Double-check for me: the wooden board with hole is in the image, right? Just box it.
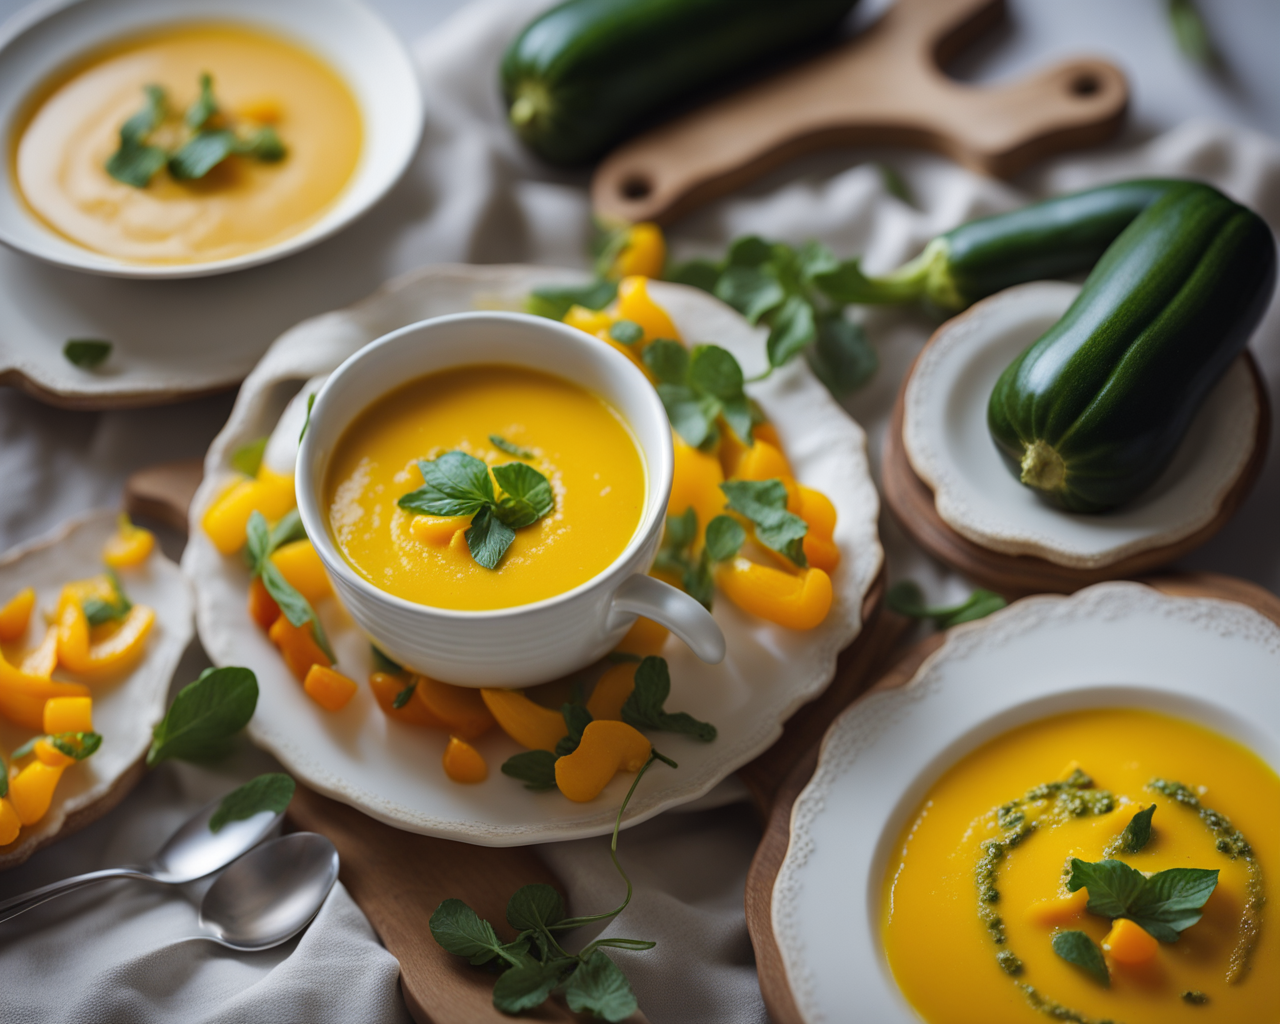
[592,0,1128,225]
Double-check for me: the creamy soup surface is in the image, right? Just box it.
[14,23,361,264]
[325,365,647,611]
[882,707,1280,1024]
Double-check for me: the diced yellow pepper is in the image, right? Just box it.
[238,97,282,123]
[270,539,332,604]
[1028,889,1088,928]
[734,440,793,483]
[413,676,495,740]
[563,305,613,335]
[368,672,448,729]
[33,739,75,769]
[411,515,470,546]
[8,760,64,825]
[0,587,35,642]
[0,646,88,731]
[442,736,488,784]
[0,797,19,845]
[669,439,726,546]
[617,616,668,656]
[44,696,92,735]
[715,558,832,631]
[56,591,155,681]
[247,578,281,632]
[480,688,568,752]
[608,223,666,280]
[268,616,330,683]
[20,625,59,679]
[102,514,155,569]
[616,276,679,342]
[586,662,637,722]
[793,485,840,573]
[1103,918,1159,965]
[303,664,358,712]
[555,720,651,802]
[201,467,297,555]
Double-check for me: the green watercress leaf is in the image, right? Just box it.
[886,581,1006,628]
[622,656,716,742]
[688,345,743,402]
[186,72,218,130]
[465,505,517,569]
[268,509,307,551]
[719,479,807,566]
[642,339,690,386]
[230,438,267,477]
[147,666,258,766]
[399,452,495,517]
[714,265,785,324]
[556,703,593,758]
[608,319,643,345]
[807,313,877,399]
[493,958,573,1013]
[208,772,294,832]
[506,883,566,932]
[0,753,6,797]
[501,749,558,791]
[656,384,718,450]
[878,163,915,206]
[106,84,168,187]
[1120,804,1157,854]
[47,732,102,761]
[492,462,554,529]
[9,737,38,760]
[1051,930,1109,987]
[120,83,168,144]
[260,558,334,661]
[526,280,618,321]
[666,258,720,293]
[489,435,534,459]
[796,240,839,281]
[63,339,112,369]
[704,515,745,562]
[726,235,774,268]
[563,949,638,1022]
[429,899,504,965]
[767,293,817,368]
[169,129,237,180]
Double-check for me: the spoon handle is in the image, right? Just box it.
[0,867,155,923]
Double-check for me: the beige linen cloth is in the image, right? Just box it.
[2,1,1279,1021]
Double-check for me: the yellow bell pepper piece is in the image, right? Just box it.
[0,646,88,731]
[442,736,488,784]
[201,466,296,555]
[616,276,679,343]
[0,796,19,845]
[0,587,35,642]
[411,515,469,546]
[414,676,495,740]
[794,485,840,573]
[247,577,281,632]
[44,696,92,735]
[8,760,65,825]
[734,440,794,483]
[555,720,651,802]
[480,688,568,752]
[715,558,833,631]
[270,539,332,604]
[669,439,726,545]
[103,514,155,569]
[369,672,448,729]
[1103,918,1159,965]
[617,616,668,656]
[56,590,155,681]
[268,615,330,683]
[33,738,76,769]
[20,625,59,678]
[608,223,666,280]
[303,664,358,712]
[563,305,614,335]
[586,662,637,722]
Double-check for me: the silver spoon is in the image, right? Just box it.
[187,832,338,950]
[0,794,285,923]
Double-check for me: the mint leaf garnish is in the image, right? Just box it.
[887,580,1006,628]
[399,452,495,517]
[1119,804,1156,854]
[525,280,618,321]
[501,750,557,791]
[209,772,294,833]
[489,435,534,459]
[607,319,643,345]
[1051,930,1109,986]
[63,339,112,369]
[621,656,716,742]
[147,666,258,766]
[1067,858,1219,941]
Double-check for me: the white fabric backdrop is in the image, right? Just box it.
[1,1,1279,1022]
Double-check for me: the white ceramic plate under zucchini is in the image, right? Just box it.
[0,510,193,869]
[771,581,1280,1023]
[182,265,884,846]
[902,281,1261,570]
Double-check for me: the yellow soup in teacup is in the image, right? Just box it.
[325,365,647,611]
[881,707,1280,1024]
[13,23,361,264]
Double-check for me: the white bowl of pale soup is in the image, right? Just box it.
[295,311,727,688]
[0,0,421,278]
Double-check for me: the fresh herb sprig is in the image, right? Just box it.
[719,479,808,567]
[147,665,259,766]
[435,752,667,1019]
[1168,0,1220,68]
[643,340,758,451]
[209,772,295,833]
[526,280,619,322]
[245,509,334,660]
[397,451,555,570]
[887,580,1006,629]
[652,505,755,611]
[82,569,134,626]
[9,731,103,763]
[1051,930,1110,986]
[1067,856,1219,942]
[63,339,112,370]
[229,438,268,477]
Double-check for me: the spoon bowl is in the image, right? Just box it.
[197,832,338,950]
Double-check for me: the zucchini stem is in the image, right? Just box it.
[509,81,551,132]
[1020,440,1067,493]
[837,238,964,310]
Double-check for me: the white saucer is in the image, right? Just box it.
[902,282,1261,570]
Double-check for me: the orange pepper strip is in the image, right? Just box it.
[33,739,76,769]
[715,558,833,631]
[247,578,282,632]
[44,696,92,735]
[368,672,448,729]
[793,486,840,573]
[20,625,59,678]
[0,587,35,642]
[57,591,155,681]
[480,688,568,752]
[586,662,637,722]
[201,467,296,556]
[733,440,794,483]
[0,647,88,731]
[442,737,488,784]
[8,760,64,825]
[0,797,19,845]
[268,616,331,683]
[616,276,680,343]
[555,721,651,802]
[413,676,495,740]
[304,665,359,712]
[616,616,668,656]
[270,539,332,604]
[103,515,155,569]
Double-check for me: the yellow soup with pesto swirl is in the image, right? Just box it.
[882,708,1280,1024]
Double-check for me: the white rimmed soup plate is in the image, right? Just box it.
[294,310,726,688]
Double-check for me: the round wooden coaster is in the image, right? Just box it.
[883,350,1270,597]
[744,573,1280,1024]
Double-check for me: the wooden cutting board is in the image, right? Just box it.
[126,458,902,1023]
[592,0,1128,224]
[742,573,1280,1024]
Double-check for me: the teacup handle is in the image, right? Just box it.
[607,575,726,664]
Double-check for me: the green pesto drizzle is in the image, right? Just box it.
[1148,778,1265,984]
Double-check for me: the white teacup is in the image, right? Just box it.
[295,311,726,687]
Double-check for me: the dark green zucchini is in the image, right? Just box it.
[500,0,857,166]
[816,179,1187,311]
[987,182,1276,513]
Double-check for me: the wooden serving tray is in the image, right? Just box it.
[743,573,1280,1024]
[592,0,1128,224]
[882,348,1271,598]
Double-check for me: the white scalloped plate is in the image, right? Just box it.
[772,581,1280,1023]
[0,510,194,869]
[182,265,883,846]
[903,282,1260,569]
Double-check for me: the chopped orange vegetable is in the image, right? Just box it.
[268,615,330,683]
[103,514,155,569]
[0,587,35,642]
[586,662,637,722]
[555,720,651,802]
[368,672,449,729]
[793,485,840,573]
[1028,889,1089,928]
[442,736,488,784]
[734,440,794,483]
[247,577,282,631]
[617,616,668,656]
[669,439,726,545]
[270,539,332,603]
[715,558,832,631]
[56,593,155,680]
[304,664,358,712]
[201,466,296,555]
[608,223,666,280]
[411,515,469,546]
[480,688,568,752]
[33,739,75,769]
[1103,918,1159,965]
[0,797,19,845]
[413,676,494,740]
[8,760,64,825]
[563,305,613,335]
[0,646,88,730]
[20,625,59,678]
[238,97,282,123]
[616,276,679,343]
[44,696,92,735]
